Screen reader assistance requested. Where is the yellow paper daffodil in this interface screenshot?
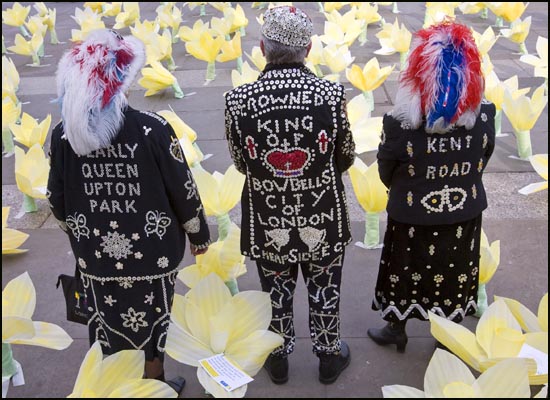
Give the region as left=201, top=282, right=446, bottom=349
left=10, top=113, right=51, bottom=148
left=83, top=2, right=105, bottom=13
left=70, top=7, right=106, bottom=42
left=423, top=2, right=459, bottom=28
left=178, top=223, right=246, bottom=290
left=347, top=93, right=383, bottom=150
left=24, top=16, right=48, bottom=39
left=322, top=44, right=355, bottom=78
left=191, top=164, right=245, bottom=232
left=177, top=20, right=210, bottom=43
left=2, top=3, right=31, bottom=37
left=500, top=16, right=531, bottom=54
left=346, top=58, right=394, bottom=93
left=225, top=4, right=248, bottom=35
left=165, top=273, right=284, bottom=397
left=348, top=158, right=388, bottom=249
left=102, top=2, right=123, bottom=17
left=458, top=2, right=488, bottom=16
left=69, top=341, right=177, bottom=397
left=304, top=35, right=325, bottom=76
left=484, top=72, right=530, bottom=136
left=2, top=56, right=20, bottom=93
left=355, top=3, right=381, bottom=45
left=383, top=349, right=531, bottom=398
left=2, top=207, right=29, bottom=254
left=130, top=20, right=160, bottom=46
left=3, top=272, right=72, bottom=349
left=138, top=61, right=184, bottom=98
left=185, top=31, right=224, bottom=80
left=520, top=36, right=548, bottom=82
left=502, top=84, right=548, bottom=159
left=36, top=5, right=59, bottom=45
left=157, top=109, right=197, bottom=142
left=155, top=3, right=182, bottom=40
left=374, top=19, right=412, bottom=70
left=15, top=144, right=49, bottom=202
left=429, top=299, right=548, bottom=385
left=481, top=54, right=494, bottom=80
left=209, top=2, right=232, bottom=13
left=113, top=2, right=141, bottom=29
left=487, top=2, right=528, bottom=24
left=376, top=2, right=400, bottom=13
left=231, top=61, right=260, bottom=88
left=495, top=293, right=548, bottom=333
left=7, top=34, right=43, bottom=66
left=472, top=26, right=499, bottom=57
left=245, top=46, right=267, bottom=72
left=217, top=32, right=242, bottom=63
left=474, top=228, right=500, bottom=317
left=2, top=97, right=21, bottom=154
left=187, top=2, right=207, bottom=16
left=210, top=15, right=233, bottom=38
left=319, top=19, right=363, bottom=48
left=145, top=31, right=176, bottom=70
left=519, top=154, right=548, bottom=195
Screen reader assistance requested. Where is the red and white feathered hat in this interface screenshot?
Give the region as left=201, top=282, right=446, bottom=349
left=56, top=29, right=145, bottom=155
left=393, top=21, right=484, bottom=134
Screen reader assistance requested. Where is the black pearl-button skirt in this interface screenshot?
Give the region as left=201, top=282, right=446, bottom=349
left=372, top=214, right=482, bottom=323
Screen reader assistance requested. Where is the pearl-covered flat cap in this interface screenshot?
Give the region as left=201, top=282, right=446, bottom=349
left=261, top=6, right=313, bottom=47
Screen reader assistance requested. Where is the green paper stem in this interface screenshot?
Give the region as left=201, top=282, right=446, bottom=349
left=518, top=42, right=528, bottom=55
left=225, top=279, right=239, bottom=296
left=2, top=343, right=16, bottom=379
left=172, top=81, right=184, bottom=99
left=206, top=61, right=216, bottom=81
left=38, top=43, right=44, bottom=57
left=167, top=56, right=176, bottom=71
left=225, top=34, right=231, bottom=41
left=364, top=211, right=381, bottom=249
left=19, top=25, right=30, bottom=38
left=392, top=2, right=399, bottom=13
left=514, top=129, right=532, bottom=160
left=239, top=26, right=246, bottom=38
left=317, top=2, right=324, bottom=12
left=2, top=128, right=15, bottom=154
left=171, top=29, right=179, bottom=43
left=237, top=56, right=243, bottom=74
left=495, top=16, right=504, bottom=27
left=23, top=194, right=38, bottom=213
left=200, top=4, right=206, bottom=16
left=217, top=213, right=231, bottom=241
left=399, top=51, right=408, bottom=71
left=49, top=28, right=60, bottom=44
left=31, top=53, right=40, bottom=66
left=474, top=283, right=488, bottom=318
left=359, top=25, right=368, bottom=46
left=363, top=90, right=374, bottom=115
left=480, top=8, right=488, bottom=19
left=494, top=109, right=503, bottom=136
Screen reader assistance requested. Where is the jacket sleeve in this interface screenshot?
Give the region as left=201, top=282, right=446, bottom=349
left=377, top=114, right=399, bottom=188
left=224, top=94, right=247, bottom=174
left=46, top=124, right=68, bottom=233
left=152, top=121, right=211, bottom=249
left=335, top=86, right=356, bottom=173
left=483, top=102, right=497, bottom=162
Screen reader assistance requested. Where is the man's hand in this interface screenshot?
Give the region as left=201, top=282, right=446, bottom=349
left=190, top=243, right=208, bottom=256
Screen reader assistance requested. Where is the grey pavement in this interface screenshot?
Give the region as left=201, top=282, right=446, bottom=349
left=2, top=2, right=548, bottom=398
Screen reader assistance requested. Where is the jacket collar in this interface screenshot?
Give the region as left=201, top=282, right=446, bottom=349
left=260, top=62, right=315, bottom=79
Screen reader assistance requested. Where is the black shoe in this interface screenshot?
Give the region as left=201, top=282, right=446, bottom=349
left=318, top=341, right=351, bottom=384
left=367, top=321, right=408, bottom=353
left=166, top=376, right=186, bottom=396
left=264, top=353, right=289, bottom=384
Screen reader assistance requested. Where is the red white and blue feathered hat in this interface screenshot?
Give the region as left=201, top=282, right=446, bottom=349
left=56, top=29, right=145, bottom=155
left=393, top=21, right=484, bottom=133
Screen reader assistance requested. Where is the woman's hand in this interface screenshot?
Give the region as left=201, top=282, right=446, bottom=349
left=190, top=243, right=208, bottom=256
